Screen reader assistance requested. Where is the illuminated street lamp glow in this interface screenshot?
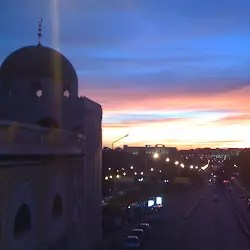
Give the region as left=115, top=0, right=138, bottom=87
left=109, top=175, right=112, bottom=179
left=195, top=166, right=198, bottom=169
left=140, top=172, right=144, bottom=175
left=175, top=161, right=179, bottom=165
left=180, top=163, right=185, bottom=168
left=105, top=176, right=108, bottom=180
left=159, top=170, right=162, bottom=173
left=190, top=165, right=194, bottom=169
left=123, top=172, right=126, bottom=176
left=166, top=158, right=170, bottom=162
left=116, top=170, right=119, bottom=172
left=150, top=168, right=154, bottom=171
left=116, top=174, right=120, bottom=178
left=134, top=172, right=137, bottom=175
left=153, top=153, right=159, bottom=159
left=108, top=168, right=111, bottom=171
left=130, top=166, right=134, bottom=169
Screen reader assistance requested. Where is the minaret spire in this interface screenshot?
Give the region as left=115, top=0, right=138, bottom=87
left=37, top=17, right=43, bottom=46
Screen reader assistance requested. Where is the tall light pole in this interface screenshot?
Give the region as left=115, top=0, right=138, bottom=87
left=112, top=134, right=129, bottom=149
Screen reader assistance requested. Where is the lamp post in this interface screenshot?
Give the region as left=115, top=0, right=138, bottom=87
left=111, top=134, right=129, bottom=149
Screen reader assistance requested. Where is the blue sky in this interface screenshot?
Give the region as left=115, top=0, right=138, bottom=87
left=0, top=0, right=250, bottom=148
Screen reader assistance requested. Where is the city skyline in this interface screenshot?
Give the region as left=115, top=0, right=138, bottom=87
left=0, top=0, right=250, bottom=149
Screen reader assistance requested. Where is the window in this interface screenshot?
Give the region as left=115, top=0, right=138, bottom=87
left=36, top=89, right=43, bottom=97
left=63, top=90, right=70, bottom=97
left=14, top=204, right=31, bottom=237
left=52, top=194, right=63, bottom=218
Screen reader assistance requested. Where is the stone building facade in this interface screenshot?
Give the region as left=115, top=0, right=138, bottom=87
left=0, top=42, right=102, bottom=250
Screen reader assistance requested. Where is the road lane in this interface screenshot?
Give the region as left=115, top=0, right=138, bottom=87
left=99, top=187, right=201, bottom=250
left=181, top=185, right=250, bottom=250
left=143, top=186, right=205, bottom=250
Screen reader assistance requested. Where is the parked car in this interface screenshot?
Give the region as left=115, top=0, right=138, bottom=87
left=122, top=236, right=140, bottom=249
left=136, top=223, right=150, bottom=236
left=128, top=229, right=144, bottom=244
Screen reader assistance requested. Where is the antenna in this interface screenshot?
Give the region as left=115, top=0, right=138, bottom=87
left=37, top=17, right=43, bottom=45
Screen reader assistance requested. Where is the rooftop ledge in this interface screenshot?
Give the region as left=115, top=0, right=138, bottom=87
left=0, top=120, right=85, bottom=157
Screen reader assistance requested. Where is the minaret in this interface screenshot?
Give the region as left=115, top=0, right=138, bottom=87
left=37, top=18, right=43, bottom=46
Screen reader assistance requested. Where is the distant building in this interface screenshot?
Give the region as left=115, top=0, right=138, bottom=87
left=180, top=148, right=242, bottom=160
left=123, top=145, right=177, bottom=157
left=103, top=147, right=112, bottom=152
left=0, top=37, right=102, bottom=249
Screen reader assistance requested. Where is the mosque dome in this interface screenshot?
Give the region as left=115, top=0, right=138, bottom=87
left=0, top=45, right=78, bottom=91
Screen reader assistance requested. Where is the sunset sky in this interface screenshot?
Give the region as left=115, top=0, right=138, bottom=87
left=0, top=0, right=250, bottom=149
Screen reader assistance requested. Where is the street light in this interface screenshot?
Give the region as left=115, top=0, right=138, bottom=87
left=166, top=158, right=170, bottom=162
left=175, top=161, right=179, bottom=165
left=190, top=165, right=194, bottom=169
left=153, top=153, right=159, bottom=159
left=180, top=163, right=185, bottom=168
left=112, top=134, right=129, bottom=149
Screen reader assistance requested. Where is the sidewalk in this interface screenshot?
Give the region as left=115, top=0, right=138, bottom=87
left=229, top=185, right=250, bottom=229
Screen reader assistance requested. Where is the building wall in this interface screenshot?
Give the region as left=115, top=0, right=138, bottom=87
left=0, top=97, right=102, bottom=250
left=0, top=78, right=90, bottom=133
left=0, top=155, right=101, bottom=250
left=82, top=97, right=102, bottom=250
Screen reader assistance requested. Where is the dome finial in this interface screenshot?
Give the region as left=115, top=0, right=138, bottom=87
left=37, top=17, right=43, bottom=46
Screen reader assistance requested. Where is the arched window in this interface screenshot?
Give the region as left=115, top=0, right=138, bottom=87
left=63, top=90, right=70, bottom=98
left=52, top=194, right=63, bottom=218
left=13, top=204, right=31, bottom=237
left=36, top=117, right=60, bottom=129
left=36, top=89, right=43, bottom=97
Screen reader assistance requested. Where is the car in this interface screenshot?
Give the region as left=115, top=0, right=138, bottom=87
left=128, top=229, right=144, bottom=243
left=122, top=236, right=140, bottom=249
left=136, top=223, right=150, bottom=236
left=137, top=222, right=150, bottom=229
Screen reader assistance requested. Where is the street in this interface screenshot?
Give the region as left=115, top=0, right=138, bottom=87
left=142, top=184, right=250, bottom=250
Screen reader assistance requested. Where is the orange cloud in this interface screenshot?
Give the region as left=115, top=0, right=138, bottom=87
left=80, top=84, right=250, bottom=149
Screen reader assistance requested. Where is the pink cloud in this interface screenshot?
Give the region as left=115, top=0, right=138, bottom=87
left=79, top=83, right=250, bottom=149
